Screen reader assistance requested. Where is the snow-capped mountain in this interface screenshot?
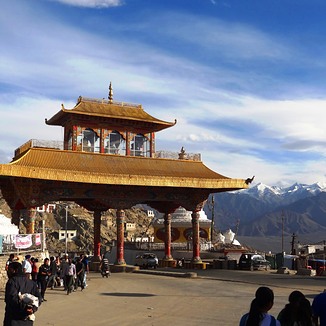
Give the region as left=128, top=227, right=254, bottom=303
left=239, top=182, right=326, bottom=206
left=204, top=181, right=326, bottom=239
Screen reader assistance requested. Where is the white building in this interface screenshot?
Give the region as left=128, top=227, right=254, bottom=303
left=58, top=230, right=77, bottom=242
left=37, top=203, right=56, bottom=213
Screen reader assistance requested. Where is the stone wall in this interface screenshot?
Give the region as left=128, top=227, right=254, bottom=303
left=0, top=255, right=8, bottom=290
left=0, top=251, right=47, bottom=291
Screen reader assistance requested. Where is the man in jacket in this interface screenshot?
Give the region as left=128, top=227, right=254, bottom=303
left=37, top=258, right=51, bottom=302
left=4, top=262, right=42, bottom=325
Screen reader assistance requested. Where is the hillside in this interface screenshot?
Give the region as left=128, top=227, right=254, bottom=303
left=0, top=193, right=154, bottom=254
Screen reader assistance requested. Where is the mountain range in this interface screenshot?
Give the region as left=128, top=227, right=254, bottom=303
left=204, top=182, right=326, bottom=244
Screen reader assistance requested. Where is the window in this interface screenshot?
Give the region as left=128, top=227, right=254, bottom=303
left=104, top=131, right=125, bottom=155
left=130, top=134, right=150, bottom=157
left=77, top=128, right=100, bottom=153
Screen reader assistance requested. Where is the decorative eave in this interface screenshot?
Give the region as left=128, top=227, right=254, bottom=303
left=0, top=148, right=249, bottom=190
left=45, top=97, right=176, bottom=133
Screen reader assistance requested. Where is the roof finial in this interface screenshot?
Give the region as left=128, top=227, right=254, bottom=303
left=108, top=82, right=113, bottom=103
left=178, top=146, right=186, bottom=160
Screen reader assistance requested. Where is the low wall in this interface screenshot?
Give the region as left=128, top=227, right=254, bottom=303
left=0, top=251, right=47, bottom=291
left=0, top=255, right=8, bottom=290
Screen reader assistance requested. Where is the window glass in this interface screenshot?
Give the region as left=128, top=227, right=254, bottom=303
left=77, top=128, right=100, bottom=153
left=104, top=131, right=126, bottom=155
left=130, top=134, right=150, bottom=157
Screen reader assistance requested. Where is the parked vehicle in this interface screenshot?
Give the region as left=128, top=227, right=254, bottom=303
left=135, top=253, right=159, bottom=269
left=238, top=253, right=271, bottom=271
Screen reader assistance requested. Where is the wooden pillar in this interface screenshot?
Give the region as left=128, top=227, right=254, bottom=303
left=126, top=132, right=131, bottom=156
left=150, top=132, right=155, bottom=157
left=72, top=125, right=77, bottom=151
left=191, top=210, right=202, bottom=263
left=93, top=210, right=101, bottom=259
left=11, top=209, right=21, bottom=227
left=99, top=128, right=104, bottom=153
left=115, top=209, right=126, bottom=265
left=26, top=208, right=36, bottom=234
left=163, top=213, right=173, bottom=260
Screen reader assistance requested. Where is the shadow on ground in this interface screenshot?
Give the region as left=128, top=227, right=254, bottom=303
left=101, top=292, right=156, bottom=297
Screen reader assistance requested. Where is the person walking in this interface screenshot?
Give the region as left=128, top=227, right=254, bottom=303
left=75, top=257, right=85, bottom=291
left=37, top=258, right=51, bottom=302
left=4, top=262, right=42, bottom=325
left=62, top=258, right=76, bottom=295
left=239, top=286, right=280, bottom=326
left=60, top=255, right=69, bottom=290
left=81, top=254, right=89, bottom=287
left=47, top=256, right=58, bottom=290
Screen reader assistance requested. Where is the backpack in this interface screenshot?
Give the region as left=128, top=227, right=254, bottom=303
left=239, top=313, right=276, bottom=326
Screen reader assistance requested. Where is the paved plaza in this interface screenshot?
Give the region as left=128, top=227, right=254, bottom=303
left=1, top=268, right=325, bottom=325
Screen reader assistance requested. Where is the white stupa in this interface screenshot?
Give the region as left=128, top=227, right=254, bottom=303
left=0, top=214, right=19, bottom=235
left=224, top=229, right=235, bottom=244
left=215, top=232, right=225, bottom=243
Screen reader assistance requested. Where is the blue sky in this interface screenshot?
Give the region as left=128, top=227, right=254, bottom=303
left=1, top=0, right=326, bottom=187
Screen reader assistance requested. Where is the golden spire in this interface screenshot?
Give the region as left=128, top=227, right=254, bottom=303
left=108, top=82, right=113, bottom=103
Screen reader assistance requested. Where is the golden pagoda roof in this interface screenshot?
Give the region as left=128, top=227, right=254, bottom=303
left=45, top=97, right=176, bottom=132
left=0, top=148, right=248, bottom=190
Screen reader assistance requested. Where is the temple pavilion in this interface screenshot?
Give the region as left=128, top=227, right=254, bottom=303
left=0, top=84, right=250, bottom=267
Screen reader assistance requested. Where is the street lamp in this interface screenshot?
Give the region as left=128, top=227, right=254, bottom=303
left=65, top=206, right=68, bottom=255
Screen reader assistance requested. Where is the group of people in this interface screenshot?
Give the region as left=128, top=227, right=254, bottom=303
left=240, top=286, right=326, bottom=326
left=4, top=252, right=91, bottom=325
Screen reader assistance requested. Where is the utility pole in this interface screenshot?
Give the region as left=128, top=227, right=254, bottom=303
left=42, top=219, right=46, bottom=253
left=290, top=232, right=296, bottom=255
left=65, top=206, right=68, bottom=256
left=281, top=211, right=284, bottom=254
left=210, top=196, right=215, bottom=243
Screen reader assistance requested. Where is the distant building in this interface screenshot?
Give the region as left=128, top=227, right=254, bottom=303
left=132, top=236, right=154, bottom=242
left=37, top=203, right=56, bottom=213
left=125, top=222, right=136, bottom=230
left=58, top=229, right=77, bottom=242
left=298, top=242, right=326, bottom=255
left=147, top=210, right=155, bottom=218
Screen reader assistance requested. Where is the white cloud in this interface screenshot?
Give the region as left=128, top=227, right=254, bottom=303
left=148, top=13, right=291, bottom=62
left=236, top=97, right=326, bottom=145
left=0, top=96, right=66, bottom=156
left=50, top=0, right=123, bottom=8
left=1, top=1, right=326, bottom=187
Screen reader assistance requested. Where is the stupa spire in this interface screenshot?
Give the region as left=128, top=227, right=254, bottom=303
left=108, top=82, right=113, bottom=103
